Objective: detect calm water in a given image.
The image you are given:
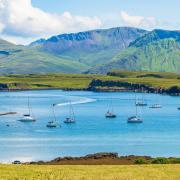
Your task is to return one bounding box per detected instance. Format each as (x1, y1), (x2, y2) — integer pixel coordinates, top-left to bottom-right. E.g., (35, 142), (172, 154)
(0, 90), (180, 163)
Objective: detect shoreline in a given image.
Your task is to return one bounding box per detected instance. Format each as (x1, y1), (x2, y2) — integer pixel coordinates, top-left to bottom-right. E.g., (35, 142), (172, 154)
(1, 87), (179, 97)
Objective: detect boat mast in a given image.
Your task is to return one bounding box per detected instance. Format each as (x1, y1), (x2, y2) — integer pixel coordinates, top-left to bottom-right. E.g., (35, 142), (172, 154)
(110, 98), (113, 113)
(52, 104), (57, 121)
(70, 101), (75, 120)
(28, 97), (31, 115)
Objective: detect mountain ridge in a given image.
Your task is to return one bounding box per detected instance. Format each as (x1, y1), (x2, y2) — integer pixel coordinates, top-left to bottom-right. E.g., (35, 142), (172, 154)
(89, 29), (180, 74)
(0, 27), (180, 74)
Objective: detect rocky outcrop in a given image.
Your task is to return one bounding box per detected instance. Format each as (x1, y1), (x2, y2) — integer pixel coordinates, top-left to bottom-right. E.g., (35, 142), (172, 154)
(88, 79), (180, 95)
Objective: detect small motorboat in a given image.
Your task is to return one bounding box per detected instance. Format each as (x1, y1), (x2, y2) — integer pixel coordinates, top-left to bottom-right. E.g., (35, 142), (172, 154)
(127, 116), (143, 123)
(149, 104), (162, 108)
(178, 107), (180, 110)
(46, 121), (58, 128)
(105, 111), (116, 118)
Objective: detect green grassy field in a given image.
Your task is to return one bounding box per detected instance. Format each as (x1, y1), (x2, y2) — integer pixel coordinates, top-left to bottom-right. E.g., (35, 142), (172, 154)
(0, 165), (180, 179)
(0, 71), (179, 91)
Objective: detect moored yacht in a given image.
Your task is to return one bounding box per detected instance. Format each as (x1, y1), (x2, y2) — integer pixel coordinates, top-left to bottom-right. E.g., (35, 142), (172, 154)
(64, 101), (76, 124)
(128, 97), (143, 123)
(149, 104), (162, 108)
(127, 116), (143, 123)
(18, 97), (36, 122)
(64, 117), (76, 123)
(19, 114), (36, 122)
(105, 111), (116, 118)
(46, 121), (58, 128)
(136, 100), (147, 107)
(105, 98), (116, 118)
(46, 104), (59, 128)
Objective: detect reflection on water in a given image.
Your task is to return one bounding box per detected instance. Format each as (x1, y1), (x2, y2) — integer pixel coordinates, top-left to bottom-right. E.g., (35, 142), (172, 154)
(0, 90), (180, 163)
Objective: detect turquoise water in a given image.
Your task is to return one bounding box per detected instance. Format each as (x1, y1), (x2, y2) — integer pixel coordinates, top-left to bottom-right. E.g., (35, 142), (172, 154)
(0, 90), (179, 163)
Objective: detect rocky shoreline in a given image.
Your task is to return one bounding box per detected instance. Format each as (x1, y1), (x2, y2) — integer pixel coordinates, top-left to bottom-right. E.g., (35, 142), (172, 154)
(87, 79), (180, 96)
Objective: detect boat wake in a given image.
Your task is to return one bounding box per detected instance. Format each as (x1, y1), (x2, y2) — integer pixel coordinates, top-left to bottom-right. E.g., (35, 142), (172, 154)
(56, 97), (96, 107)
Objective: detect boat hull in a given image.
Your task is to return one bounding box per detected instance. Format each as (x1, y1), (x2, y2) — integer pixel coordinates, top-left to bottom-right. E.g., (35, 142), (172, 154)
(127, 116), (143, 123)
(18, 118), (36, 122)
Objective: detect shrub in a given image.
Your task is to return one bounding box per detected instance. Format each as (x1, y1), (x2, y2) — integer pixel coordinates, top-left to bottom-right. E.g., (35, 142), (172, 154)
(134, 158), (147, 164)
(152, 158), (169, 164)
(168, 158), (180, 164)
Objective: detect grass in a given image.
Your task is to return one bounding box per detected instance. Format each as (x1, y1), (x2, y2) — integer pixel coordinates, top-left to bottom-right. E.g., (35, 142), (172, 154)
(0, 74), (119, 90)
(0, 165), (180, 179)
(0, 71), (179, 91)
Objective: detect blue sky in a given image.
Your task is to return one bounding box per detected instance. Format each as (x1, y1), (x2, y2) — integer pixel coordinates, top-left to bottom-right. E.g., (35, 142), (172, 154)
(32, 0), (180, 28)
(0, 0), (179, 44)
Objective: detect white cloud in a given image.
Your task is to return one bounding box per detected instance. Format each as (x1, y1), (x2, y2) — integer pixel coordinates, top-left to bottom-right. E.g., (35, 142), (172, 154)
(0, 0), (102, 44)
(120, 11), (157, 28)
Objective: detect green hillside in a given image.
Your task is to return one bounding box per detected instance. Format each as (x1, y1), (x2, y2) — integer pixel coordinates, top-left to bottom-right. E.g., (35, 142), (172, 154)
(0, 28), (180, 75)
(0, 40), (88, 74)
(89, 30), (180, 74)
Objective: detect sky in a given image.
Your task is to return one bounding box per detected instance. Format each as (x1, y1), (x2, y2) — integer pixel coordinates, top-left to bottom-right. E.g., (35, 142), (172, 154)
(0, 0), (179, 45)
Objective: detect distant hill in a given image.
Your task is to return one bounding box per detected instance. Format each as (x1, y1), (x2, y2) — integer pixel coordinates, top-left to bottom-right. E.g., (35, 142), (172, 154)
(0, 27), (147, 74)
(89, 29), (180, 74)
(0, 28), (180, 75)
(0, 39), (88, 74)
(34, 27), (147, 66)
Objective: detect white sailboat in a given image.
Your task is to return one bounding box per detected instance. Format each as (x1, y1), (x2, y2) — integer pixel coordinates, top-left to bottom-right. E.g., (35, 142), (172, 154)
(149, 104), (162, 108)
(149, 96), (162, 109)
(47, 104), (59, 128)
(105, 98), (116, 118)
(64, 101), (76, 124)
(18, 97), (36, 122)
(128, 98), (143, 123)
(135, 89), (147, 106)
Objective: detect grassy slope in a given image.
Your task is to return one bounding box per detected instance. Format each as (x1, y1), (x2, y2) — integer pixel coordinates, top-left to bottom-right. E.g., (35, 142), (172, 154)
(90, 38), (180, 74)
(0, 165), (180, 179)
(107, 70), (180, 89)
(0, 48), (89, 74)
(0, 71), (179, 90)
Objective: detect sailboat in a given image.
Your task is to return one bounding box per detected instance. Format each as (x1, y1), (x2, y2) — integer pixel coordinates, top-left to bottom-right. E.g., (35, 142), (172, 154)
(128, 99), (143, 123)
(135, 88), (147, 106)
(149, 104), (162, 109)
(47, 104), (59, 128)
(64, 101), (76, 124)
(149, 94), (162, 109)
(18, 97), (36, 122)
(105, 98), (116, 118)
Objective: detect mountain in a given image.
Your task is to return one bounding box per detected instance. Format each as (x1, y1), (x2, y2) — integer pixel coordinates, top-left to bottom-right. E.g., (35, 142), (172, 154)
(89, 29), (180, 74)
(0, 39), (88, 74)
(0, 27), (147, 74)
(1, 28), (179, 75)
(34, 27), (147, 66)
